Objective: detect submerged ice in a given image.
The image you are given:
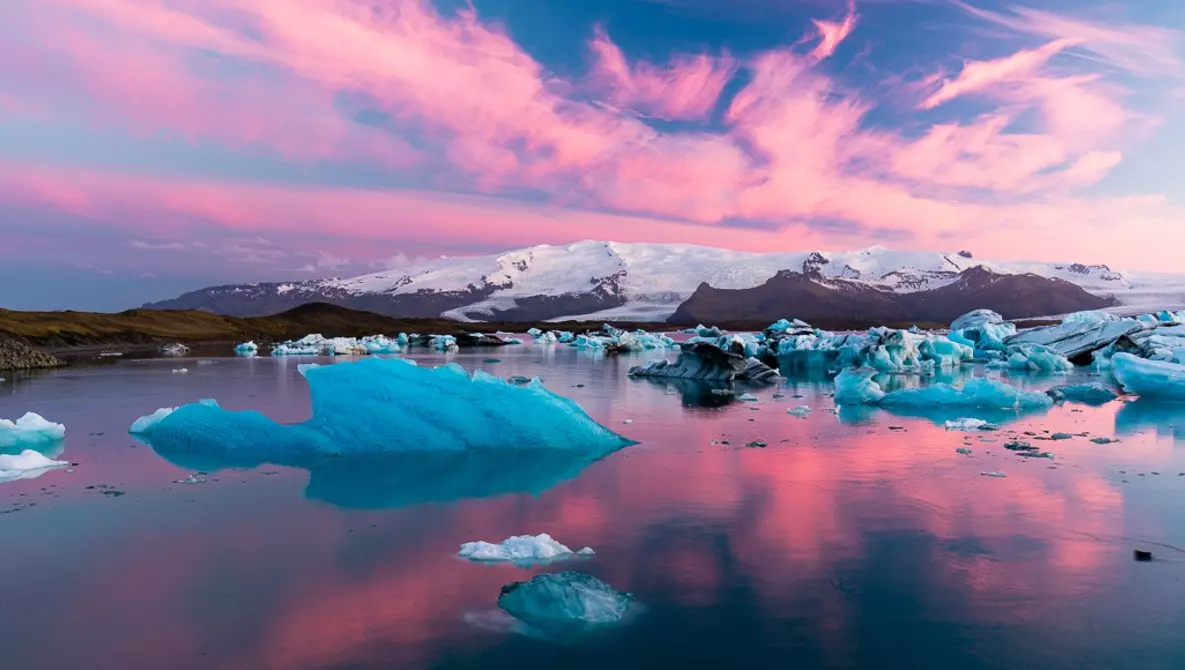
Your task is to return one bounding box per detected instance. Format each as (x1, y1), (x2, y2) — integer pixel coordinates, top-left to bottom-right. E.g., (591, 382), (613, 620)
(498, 572), (637, 626)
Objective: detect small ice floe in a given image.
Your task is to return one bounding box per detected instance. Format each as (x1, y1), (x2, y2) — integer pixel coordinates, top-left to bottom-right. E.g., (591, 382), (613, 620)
(980, 471), (1007, 478)
(0, 412), (66, 449)
(787, 405), (811, 417)
(945, 418), (995, 432)
(459, 534), (593, 565)
(738, 393), (759, 402)
(507, 375), (532, 385)
(955, 447), (973, 456)
(172, 368), (189, 374)
(160, 343), (190, 356)
(234, 341), (258, 356)
(175, 473), (208, 485)
(622, 419), (633, 425)
(0, 450), (69, 483)
(1050, 432), (1074, 440)
(98, 352), (123, 358)
(1091, 437), (1117, 444)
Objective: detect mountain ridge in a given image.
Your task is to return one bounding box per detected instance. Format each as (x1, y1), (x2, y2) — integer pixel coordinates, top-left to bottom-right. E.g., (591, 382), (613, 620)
(142, 240), (1160, 322)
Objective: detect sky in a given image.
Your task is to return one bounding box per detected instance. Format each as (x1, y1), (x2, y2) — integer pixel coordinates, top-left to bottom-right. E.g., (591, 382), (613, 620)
(1, 0), (1183, 310)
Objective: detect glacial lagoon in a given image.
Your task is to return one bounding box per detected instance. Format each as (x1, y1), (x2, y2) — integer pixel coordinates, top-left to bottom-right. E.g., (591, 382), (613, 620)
(2, 345), (1185, 669)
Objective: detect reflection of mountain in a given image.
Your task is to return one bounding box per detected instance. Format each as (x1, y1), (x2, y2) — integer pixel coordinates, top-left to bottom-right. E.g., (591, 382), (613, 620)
(1115, 399), (1185, 439)
(143, 439), (613, 509)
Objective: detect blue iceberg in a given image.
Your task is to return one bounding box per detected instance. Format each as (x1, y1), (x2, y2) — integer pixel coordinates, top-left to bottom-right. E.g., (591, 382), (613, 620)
(1112, 353), (1185, 400)
(834, 369), (1053, 425)
(131, 357), (633, 455)
(1048, 383), (1118, 405)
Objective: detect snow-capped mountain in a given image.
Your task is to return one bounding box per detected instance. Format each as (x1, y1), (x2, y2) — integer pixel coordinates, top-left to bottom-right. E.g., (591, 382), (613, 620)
(144, 240), (1177, 322)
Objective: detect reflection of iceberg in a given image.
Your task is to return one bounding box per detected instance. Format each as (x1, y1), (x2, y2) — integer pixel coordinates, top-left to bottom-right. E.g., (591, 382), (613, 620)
(834, 369), (1053, 426)
(0, 412), (66, 450)
(0, 450), (69, 484)
(633, 377), (736, 408)
(131, 358), (632, 507)
(1115, 400), (1185, 439)
(497, 572), (638, 638)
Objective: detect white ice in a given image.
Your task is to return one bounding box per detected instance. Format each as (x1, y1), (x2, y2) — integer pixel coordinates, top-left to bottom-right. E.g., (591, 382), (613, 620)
(0, 412), (66, 449)
(945, 418), (991, 431)
(459, 534), (593, 564)
(787, 405), (812, 417)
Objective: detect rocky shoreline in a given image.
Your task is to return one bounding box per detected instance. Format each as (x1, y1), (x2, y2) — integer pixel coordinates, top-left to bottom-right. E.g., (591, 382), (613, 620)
(0, 337), (66, 371)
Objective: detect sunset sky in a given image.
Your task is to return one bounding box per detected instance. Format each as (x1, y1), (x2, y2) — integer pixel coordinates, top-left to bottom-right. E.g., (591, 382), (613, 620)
(1, 0), (1182, 309)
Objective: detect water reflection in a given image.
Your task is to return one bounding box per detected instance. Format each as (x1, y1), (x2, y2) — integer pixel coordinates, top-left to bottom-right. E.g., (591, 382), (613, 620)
(1115, 399), (1185, 439)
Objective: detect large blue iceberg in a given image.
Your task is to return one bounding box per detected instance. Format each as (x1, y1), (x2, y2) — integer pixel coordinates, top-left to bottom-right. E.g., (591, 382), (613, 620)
(1112, 353), (1185, 400)
(834, 368), (1054, 425)
(131, 357), (633, 455)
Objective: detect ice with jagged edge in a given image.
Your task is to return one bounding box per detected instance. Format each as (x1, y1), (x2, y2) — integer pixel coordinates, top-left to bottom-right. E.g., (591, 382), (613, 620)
(459, 534), (594, 565)
(948, 309), (1016, 353)
(834, 369), (1053, 410)
(945, 418), (993, 431)
(128, 357), (634, 455)
(270, 333), (404, 356)
(1112, 353), (1185, 400)
(0, 412), (66, 450)
(234, 341), (258, 356)
(0, 450), (69, 484)
(770, 326), (973, 373)
(1004, 343), (1072, 373)
(498, 571), (637, 626)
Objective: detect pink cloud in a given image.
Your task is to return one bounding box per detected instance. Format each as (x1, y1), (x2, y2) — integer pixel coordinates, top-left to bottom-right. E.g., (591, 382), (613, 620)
(809, 1), (859, 60)
(920, 38), (1081, 110)
(2, 0), (1167, 264)
(586, 26), (736, 121)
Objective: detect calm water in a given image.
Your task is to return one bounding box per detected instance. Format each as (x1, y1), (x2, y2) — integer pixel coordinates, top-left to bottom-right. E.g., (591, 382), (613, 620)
(2, 345), (1185, 669)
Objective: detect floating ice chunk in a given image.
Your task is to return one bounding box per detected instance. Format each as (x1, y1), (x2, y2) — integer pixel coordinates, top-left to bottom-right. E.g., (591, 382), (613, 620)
(1007, 317), (1143, 360)
(504, 338), (524, 345)
(1063, 310), (1117, 325)
(556, 331), (574, 344)
(1112, 353), (1185, 400)
(738, 393), (759, 402)
(498, 572), (637, 626)
(834, 369), (886, 405)
(1005, 343), (1072, 373)
(432, 335), (459, 352)
(459, 533), (591, 564)
(950, 310), (1017, 353)
(129, 358), (633, 455)
(787, 405), (811, 417)
(945, 418), (992, 432)
(1047, 383), (1118, 405)
(980, 471), (1007, 478)
(533, 331), (558, 344)
(956, 447), (973, 456)
(527, 328), (543, 337)
(172, 368), (188, 374)
(695, 325), (724, 338)
(160, 343), (189, 356)
(234, 341), (258, 355)
(0, 450), (69, 483)
(629, 341), (757, 382)
(0, 412), (66, 449)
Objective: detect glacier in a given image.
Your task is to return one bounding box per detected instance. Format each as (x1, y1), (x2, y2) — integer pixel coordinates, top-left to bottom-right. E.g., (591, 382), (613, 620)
(498, 572), (637, 626)
(0, 412), (66, 450)
(0, 450), (69, 484)
(459, 534), (593, 565)
(1112, 353), (1185, 400)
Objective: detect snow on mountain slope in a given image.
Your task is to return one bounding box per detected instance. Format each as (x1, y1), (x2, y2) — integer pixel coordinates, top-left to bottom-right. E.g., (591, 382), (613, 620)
(146, 240), (1180, 321)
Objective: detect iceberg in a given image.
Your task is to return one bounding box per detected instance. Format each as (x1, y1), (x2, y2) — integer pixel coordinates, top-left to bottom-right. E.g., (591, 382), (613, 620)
(695, 325), (724, 338)
(234, 341), (258, 356)
(1007, 317), (1143, 361)
(0, 450), (69, 484)
(1047, 383), (1118, 405)
(945, 418), (992, 432)
(0, 412), (66, 450)
(628, 341), (778, 383)
(459, 534), (593, 565)
(771, 326), (972, 373)
(1112, 353), (1185, 400)
(1005, 343), (1072, 373)
(787, 405), (811, 417)
(130, 358), (633, 455)
(160, 343), (189, 356)
(498, 572), (637, 626)
(432, 335), (459, 352)
(533, 331), (558, 344)
(834, 369), (886, 405)
(949, 310), (1016, 353)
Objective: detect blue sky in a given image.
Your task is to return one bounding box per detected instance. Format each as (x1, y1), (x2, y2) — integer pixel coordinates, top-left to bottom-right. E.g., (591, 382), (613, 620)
(0, 0), (1182, 310)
